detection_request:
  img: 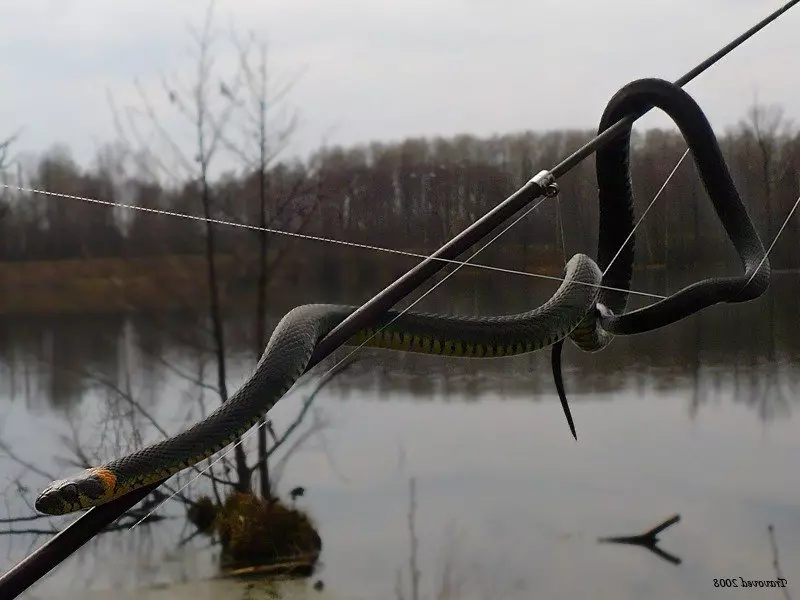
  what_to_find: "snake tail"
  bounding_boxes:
[550,78,770,425]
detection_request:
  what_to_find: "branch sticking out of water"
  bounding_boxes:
[768,524,793,600]
[598,514,682,566]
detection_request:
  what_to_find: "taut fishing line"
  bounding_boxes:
[8,141,691,526]
[0,184,665,300]
[131,192,556,527]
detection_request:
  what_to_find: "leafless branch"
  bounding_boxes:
[0,513,172,538]
[133,79,196,177]
[0,129,22,171]
[767,524,792,600]
[407,477,420,600]
[0,440,57,482]
[247,356,362,477]
[135,341,219,396]
[0,514,50,525]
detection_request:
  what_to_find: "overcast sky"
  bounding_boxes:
[2,0,798,172]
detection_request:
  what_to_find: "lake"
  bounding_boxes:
[0,268,798,600]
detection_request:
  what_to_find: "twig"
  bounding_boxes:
[132,337,219,395]
[598,514,682,566]
[268,416,326,488]
[248,355,363,476]
[407,477,420,600]
[0,516,49,525]
[76,367,169,438]
[767,524,792,600]
[48,357,231,493]
[0,515,171,538]
[0,441,56,482]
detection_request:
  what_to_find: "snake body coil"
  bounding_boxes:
[553,78,770,412]
[36,255,601,515]
[35,78,771,515]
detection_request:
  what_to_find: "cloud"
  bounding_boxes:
[1,0,797,169]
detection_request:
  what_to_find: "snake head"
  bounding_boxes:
[35,467,117,515]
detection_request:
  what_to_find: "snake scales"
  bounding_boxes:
[35,78,770,516]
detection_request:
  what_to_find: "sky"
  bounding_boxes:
[1,0,799,173]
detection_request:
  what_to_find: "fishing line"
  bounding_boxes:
[130,193,556,527]
[133,141,705,523]
[602,148,690,277]
[0,183,666,300]
[9,118,784,529]
[556,189,568,264]
[7,145,710,526]
[746,192,800,286]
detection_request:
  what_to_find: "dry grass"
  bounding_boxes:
[189,492,322,575]
[0,250,676,315]
[0,255,242,314]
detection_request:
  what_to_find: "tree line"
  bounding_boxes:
[0,102,797,271]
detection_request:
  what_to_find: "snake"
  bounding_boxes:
[552,77,771,434]
[35,253,603,515]
[34,78,771,515]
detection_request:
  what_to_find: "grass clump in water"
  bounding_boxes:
[189,491,322,575]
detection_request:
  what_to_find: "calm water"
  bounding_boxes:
[1,270,799,600]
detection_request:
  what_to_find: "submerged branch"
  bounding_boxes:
[0,441,57,482]
[249,356,364,478]
[598,514,682,566]
[768,524,793,600]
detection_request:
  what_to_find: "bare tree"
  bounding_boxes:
[105,0,324,500]
[742,99,795,232]
[218,30,316,500]
[0,130,20,175]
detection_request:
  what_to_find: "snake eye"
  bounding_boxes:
[80,476,107,500]
[59,482,79,503]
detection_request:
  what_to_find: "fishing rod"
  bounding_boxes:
[1,1,797,597]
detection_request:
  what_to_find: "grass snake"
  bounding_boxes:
[35,254,602,515]
[551,78,770,427]
[35,78,770,515]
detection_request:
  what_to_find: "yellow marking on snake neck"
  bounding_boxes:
[90,467,117,494]
[350,326,538,360]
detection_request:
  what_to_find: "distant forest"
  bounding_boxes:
[0,104,798,271]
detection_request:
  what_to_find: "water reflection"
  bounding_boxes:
[1,274,798,419]
[598,514,683,566]
[0,271,798,599]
